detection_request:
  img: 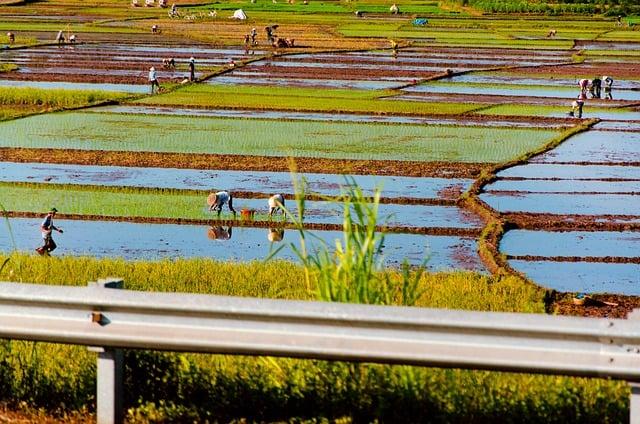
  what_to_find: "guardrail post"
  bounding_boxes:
[631,383,640,424]
[88,278,124,424]
[630,309,640,424]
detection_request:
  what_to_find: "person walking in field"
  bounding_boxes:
[208,190,236,217]
[148,66,160,94]
[268,194,285,217]
[36,207,63,255]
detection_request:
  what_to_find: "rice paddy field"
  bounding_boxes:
[1,0,640,421]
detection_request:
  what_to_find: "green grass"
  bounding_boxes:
[135,84,477,115]
[0,254,628,422]
[0,87,129,108]
[0,111,559,162]
[0,64,18,73]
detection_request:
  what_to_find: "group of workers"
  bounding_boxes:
[35,193,285,254]
[569,76,614,118]
[207,191,285,218]
[55,30,77,46]
[149,56,196,94]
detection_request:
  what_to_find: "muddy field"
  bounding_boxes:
[0,20,638,296]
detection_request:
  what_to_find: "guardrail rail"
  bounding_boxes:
[0,278,638,424]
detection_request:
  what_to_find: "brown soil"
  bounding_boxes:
[504,212,640,232]
[509,63,640,80]
[0,148,486,179]
[508,254,640,265]
[552,292,640,319]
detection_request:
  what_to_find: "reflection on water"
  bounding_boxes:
[267,228,284,242]
[207,226,233,240]
[0,218,484,271]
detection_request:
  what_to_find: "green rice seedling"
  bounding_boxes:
[0,111,560,163]
[0,87,128,109]
[0,64,18,73]
[134,83,477,116]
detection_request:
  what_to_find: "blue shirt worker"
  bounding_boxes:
[36,207,63,255]
[208,191,236,217]
[149,67,160,94]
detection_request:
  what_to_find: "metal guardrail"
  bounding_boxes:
[0,279,638,424]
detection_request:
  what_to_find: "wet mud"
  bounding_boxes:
[0,148,486,178]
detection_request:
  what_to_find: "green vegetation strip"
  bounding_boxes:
[134,84,477,115]
[0,111,560,163]
[0,254,627,422]
[0,87,129,109]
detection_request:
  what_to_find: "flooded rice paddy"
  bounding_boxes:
[0,162,472,201]
[501,230,640,258]
[508,260,640,295]
[533,131,640,163]
[481,192,640,216]
[0,218,484,271]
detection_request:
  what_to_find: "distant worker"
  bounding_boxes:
[159,0,167,7]
[36,208,63,255]
[148,67,161,94]
[268,194,285,217]
[389,3,399,14]
[151,24,159,33]
[603,76,614,100]
[568,92,586,119]
[7,32,15,44]
[55,30,65,46]
[251,27,257,44]
[69,34,77,44]
[589,76,601,98]
[162,57,175,69]
[131,0,140,6]
[208,190,236,217]
[169,3,178,17]
[188,57,196,81]
[616,15,623,27]
[546,29,557,38]
[578,78,590,95]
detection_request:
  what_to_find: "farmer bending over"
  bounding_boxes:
[268,194,285,217]
[208,190,236,217]
[36,207,63,255]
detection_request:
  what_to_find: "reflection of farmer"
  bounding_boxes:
[207,226,233,240]
[208,190,236,217]
[148,67,160,94]
[267,228,284,242]
[268,194,285,217]
[36,207,63,255]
